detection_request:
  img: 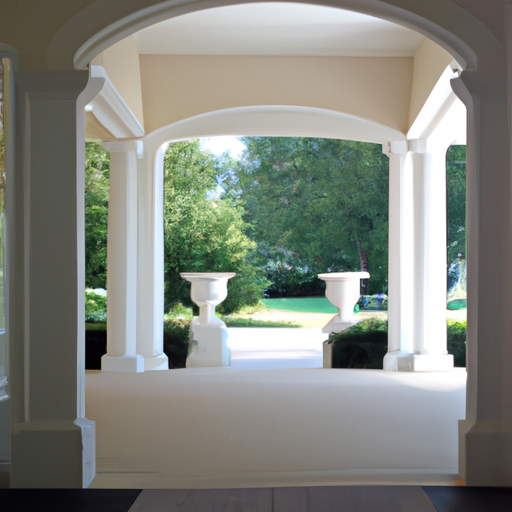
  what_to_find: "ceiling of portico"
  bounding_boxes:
[88,2,454,140]
[132,2,425,57]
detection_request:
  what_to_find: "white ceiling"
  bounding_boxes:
[133,3,425,57]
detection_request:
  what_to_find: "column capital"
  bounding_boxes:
[384,140,408,156]
[408,138,427,154]
[452,70,506,100]
[15,71,89,99]
[103,140,144,159]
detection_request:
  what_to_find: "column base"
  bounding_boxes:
[459,419,512,486]
[323,342,333,368]
[144,353,169,371]
[101,354,145,372]
[11,418,95,488]
[384,352,454,371]
[186,320,231,368]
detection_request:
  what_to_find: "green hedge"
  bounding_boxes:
[447,319,467,367]
[163,316,189,368]
[329,318,467,369]
[86,315,468,370]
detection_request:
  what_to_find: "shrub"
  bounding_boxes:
[264,260,323,297]
[163,304,192,368]
[217,262,269,314]
[328,319,388,369]
[329,318,467,369]
[447,319,466,367]
[85,322,107,369]
[85,289,107,323]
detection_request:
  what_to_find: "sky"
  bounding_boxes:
[200,136,245,159]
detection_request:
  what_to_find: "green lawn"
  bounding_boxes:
[261,297,338,314]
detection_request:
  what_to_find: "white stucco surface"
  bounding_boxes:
[86,365,466,488]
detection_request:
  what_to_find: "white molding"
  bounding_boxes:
[143,105,406,149]
[88,65,144,139]
[408,138,427,154]
[407,64,461,141]
[103,140,144,158]
[389,140,409,155]
[67,0,483,72]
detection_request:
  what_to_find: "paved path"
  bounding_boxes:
[228,327,325,370]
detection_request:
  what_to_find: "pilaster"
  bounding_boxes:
[10,71,95,487]
[453,69,512,486]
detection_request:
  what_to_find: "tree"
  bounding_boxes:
[163,140,267,313]
[83,140,266,313]
[84,142,110,289]
[229,137,389,294]
[446,145,466,264]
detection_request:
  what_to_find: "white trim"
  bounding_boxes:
[87,65,144,139]
[66,0,482,72]
[103,140,144,158]
[143,105,406,148]
[407,64,463,141]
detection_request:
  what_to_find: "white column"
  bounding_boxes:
[383,141,415,370]
[454,69,512,486]
[9,71,96,487]
[408,139,453,371]
[136,141,168,370]
[384,138,453,372]
[101,141,144,372]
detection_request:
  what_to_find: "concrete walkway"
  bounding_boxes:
[228,328,326,370]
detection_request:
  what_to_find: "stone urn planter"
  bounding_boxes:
[319,272,369,368]
[180,272,236,367]
[318,272,370,334]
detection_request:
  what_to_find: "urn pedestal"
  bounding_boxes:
[180,272,236,367]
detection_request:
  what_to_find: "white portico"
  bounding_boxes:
[88,11,464,374]
[1,0,512,491]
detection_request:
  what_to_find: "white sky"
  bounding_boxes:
[200,136,245,159]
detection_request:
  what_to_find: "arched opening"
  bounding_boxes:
[10,0,510,490]
[79,1,470,486]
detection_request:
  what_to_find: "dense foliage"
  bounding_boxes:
[447,319,467,367]
[163,140,267,313]
[229,137,389,294]
[83,140,267,314]
[85,143,110,289]
[446,145,466,263]
[84,138,467,315]
[85,289,107,323]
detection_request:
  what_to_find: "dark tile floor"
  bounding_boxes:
[2,486,512,512]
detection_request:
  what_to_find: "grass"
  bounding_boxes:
[85,322,106,331]
[261,297,337,314]
[223,317,300,328]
